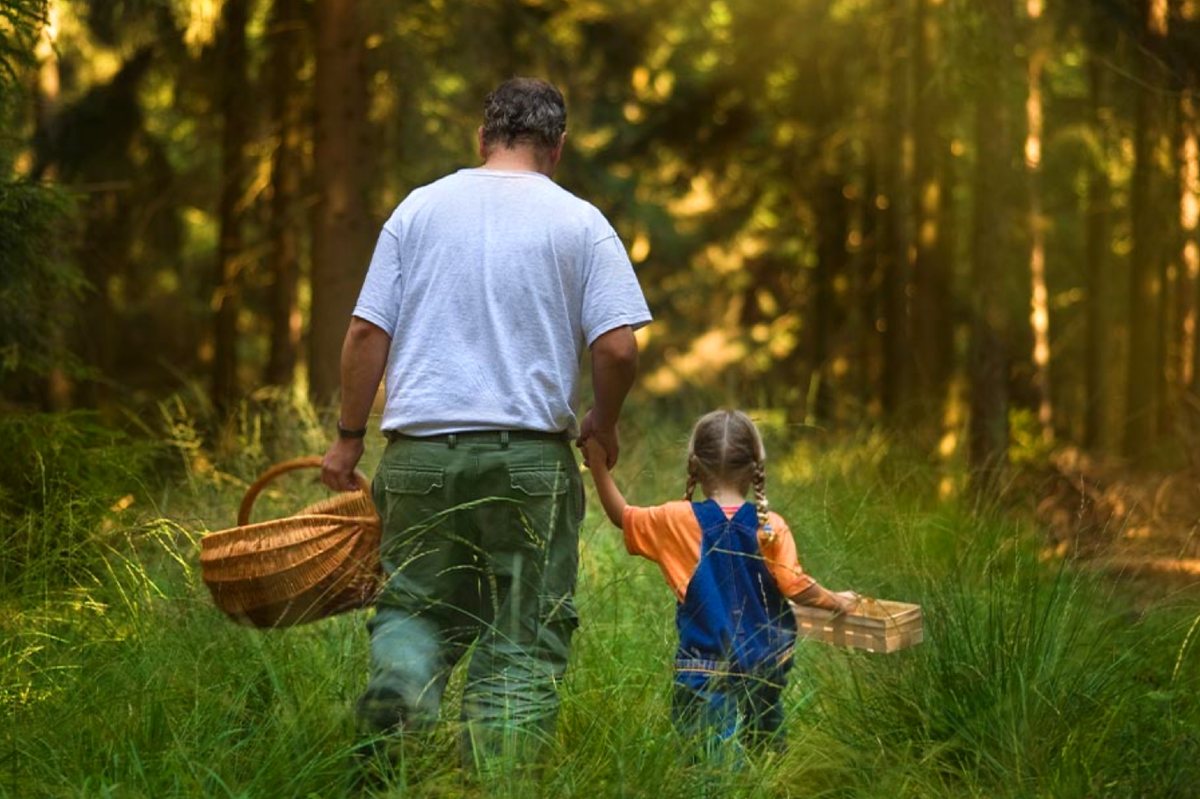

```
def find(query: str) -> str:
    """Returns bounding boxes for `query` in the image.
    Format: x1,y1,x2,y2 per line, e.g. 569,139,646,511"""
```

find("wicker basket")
792,598,923,653
200,457,383,628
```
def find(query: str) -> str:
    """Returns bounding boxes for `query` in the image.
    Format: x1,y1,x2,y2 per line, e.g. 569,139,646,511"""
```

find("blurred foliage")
0,180,84,383
0,0,87,393
0,0,1197,468
0,0,45,89
0,410,160,589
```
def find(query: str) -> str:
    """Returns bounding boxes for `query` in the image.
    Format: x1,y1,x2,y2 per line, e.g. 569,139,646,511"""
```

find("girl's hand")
833,590,860,615
583,436,627,528
583,437,610,472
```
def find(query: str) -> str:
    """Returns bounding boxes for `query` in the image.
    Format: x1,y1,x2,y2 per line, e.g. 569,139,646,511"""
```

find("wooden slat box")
792,598,923,653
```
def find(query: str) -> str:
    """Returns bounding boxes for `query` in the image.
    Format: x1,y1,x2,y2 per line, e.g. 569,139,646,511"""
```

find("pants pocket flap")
509,467,568,497
382,467,445,495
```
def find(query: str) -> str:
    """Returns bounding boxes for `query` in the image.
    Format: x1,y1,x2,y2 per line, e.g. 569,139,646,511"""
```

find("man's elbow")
346,316,391,346
591,326,639,372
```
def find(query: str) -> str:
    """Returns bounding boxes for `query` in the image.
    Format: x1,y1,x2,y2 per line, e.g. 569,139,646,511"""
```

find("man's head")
478,78,567,172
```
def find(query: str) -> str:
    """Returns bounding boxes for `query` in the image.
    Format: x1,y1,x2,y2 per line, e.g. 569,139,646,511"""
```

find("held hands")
582,437,610,473
321,437,364,492
579,433,629,529
576,408,619,469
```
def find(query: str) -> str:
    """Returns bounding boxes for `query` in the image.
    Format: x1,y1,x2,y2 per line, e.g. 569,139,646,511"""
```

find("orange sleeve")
623,501,703,602
622,504,668,561
760,513,816,598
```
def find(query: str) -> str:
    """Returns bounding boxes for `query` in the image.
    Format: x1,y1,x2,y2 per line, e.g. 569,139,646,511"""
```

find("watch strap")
337,421,368,439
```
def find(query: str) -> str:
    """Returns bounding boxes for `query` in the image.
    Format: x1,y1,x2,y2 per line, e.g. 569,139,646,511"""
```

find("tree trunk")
266,0,305,389
310,0,372,406
212,0,250,414
1123,0,1170,460
1185,92,1200,403
910,0,952,403
880,0,914,419
812,173,849,427
1181,0,1200,415
1025,0,1053,444
1084,54,1111,450
34,0,71,411
968,0,1017,489
854,165,879,417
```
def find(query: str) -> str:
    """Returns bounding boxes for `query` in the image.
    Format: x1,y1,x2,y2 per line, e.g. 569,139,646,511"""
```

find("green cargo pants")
358,430,582,770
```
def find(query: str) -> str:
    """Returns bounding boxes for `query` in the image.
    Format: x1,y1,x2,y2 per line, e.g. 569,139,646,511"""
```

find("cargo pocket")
509,466,571,543
539,594,580,675
376,466,448,601
380,466,445,538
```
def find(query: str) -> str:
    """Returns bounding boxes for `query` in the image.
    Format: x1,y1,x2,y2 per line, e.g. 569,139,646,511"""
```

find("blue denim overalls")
671,499,798,756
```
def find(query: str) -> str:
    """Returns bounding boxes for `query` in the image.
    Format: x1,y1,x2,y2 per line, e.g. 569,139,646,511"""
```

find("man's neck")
479,145,555,177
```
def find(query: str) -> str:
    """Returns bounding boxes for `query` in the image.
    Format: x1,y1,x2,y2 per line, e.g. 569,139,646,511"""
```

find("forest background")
4,0,1200,797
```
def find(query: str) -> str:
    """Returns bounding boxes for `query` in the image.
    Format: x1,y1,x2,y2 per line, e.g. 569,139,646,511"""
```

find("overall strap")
691,496,731,532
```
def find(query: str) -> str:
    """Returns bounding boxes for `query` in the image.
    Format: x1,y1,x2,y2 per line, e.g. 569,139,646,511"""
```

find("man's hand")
322,437,365,492
577,408,619,469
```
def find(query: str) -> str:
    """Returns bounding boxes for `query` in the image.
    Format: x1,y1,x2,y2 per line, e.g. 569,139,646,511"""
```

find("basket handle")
237,456,372,527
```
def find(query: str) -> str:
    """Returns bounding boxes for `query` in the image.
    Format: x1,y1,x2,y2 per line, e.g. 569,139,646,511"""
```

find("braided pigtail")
754,462,774,543
685,455,700,501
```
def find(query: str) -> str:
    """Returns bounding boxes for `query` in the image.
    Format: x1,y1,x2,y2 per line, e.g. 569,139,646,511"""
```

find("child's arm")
791,582,859,615
762,515,859,614
584,437,627,529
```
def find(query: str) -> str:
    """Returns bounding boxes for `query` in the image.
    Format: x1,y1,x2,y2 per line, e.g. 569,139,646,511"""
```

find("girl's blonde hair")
683,409,774,542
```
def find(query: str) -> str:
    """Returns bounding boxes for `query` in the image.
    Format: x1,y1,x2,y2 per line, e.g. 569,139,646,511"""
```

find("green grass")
4,407,1200,797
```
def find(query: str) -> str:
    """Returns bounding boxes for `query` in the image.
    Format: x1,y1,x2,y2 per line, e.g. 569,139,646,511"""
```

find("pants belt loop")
447,433,457,449
500,430,510,449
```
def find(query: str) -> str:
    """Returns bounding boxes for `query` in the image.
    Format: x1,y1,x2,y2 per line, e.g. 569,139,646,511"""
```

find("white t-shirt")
353,168,652,436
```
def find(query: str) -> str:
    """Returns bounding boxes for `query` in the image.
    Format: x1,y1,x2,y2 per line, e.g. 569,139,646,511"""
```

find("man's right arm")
321,317,391,491
580,325,638,469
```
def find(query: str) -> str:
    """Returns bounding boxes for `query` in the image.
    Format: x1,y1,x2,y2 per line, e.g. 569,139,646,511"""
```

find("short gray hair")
481,78,567,152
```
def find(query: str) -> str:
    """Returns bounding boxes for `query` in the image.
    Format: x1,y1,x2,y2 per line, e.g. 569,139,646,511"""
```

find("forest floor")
1032,448,1200,609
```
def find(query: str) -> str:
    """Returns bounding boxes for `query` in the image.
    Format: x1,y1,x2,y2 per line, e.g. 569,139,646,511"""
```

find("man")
321,77,651,771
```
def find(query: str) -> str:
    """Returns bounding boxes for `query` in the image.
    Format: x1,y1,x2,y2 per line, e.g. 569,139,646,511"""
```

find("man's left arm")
321,317,391,491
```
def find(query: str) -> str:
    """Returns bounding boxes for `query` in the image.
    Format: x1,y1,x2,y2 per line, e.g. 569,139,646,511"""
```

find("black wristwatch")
337,420,368,439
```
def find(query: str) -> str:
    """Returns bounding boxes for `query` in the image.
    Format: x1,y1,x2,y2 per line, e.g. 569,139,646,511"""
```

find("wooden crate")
792,598,923,653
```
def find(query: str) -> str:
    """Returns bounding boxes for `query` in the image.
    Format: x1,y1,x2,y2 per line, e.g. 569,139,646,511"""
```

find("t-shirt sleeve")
622,504,666,561
622,501,703,601
581,219,653,347
761,513,816,598
352,224,402,335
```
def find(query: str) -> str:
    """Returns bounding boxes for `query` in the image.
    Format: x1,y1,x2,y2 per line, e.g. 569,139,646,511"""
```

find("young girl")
583,409,857,756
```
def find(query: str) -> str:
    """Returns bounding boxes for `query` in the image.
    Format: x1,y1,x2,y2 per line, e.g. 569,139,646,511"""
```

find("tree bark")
34,0,71,411
310,0,373,406
910,0,953,403
266,0,305,389
1025,0,1053,443
1186,95,1200,405
880,0,914,419
968,0,1017,489
854,165,880,416
212,0,250,414
1123,0,1170,460
1182,0,1200,412
812,172,849,427
1084,54,1111,450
